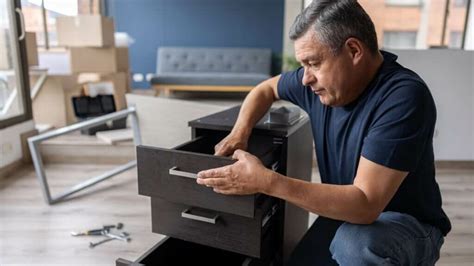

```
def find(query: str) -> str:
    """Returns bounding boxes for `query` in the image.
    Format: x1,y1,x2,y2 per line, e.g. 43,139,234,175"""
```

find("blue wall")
106,0,285,88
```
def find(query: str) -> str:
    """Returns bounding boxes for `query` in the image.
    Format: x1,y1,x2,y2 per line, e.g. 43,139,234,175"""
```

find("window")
449,31,463,48
383,31,418,49
385,0,421,6
0,0,32,129
20,0,100,48
453,0,468,7
360,0,471,49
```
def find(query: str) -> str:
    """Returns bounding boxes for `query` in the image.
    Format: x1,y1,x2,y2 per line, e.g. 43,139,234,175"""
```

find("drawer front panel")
137,144,257,217
151,198,279,258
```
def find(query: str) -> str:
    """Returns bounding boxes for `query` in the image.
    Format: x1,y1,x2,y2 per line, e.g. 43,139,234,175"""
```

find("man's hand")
214,132,249,156
214,76,280,157
197,149,272,195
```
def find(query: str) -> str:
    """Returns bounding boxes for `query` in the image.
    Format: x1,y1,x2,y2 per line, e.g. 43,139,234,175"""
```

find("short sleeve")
277,67,314,112
361,80,436,172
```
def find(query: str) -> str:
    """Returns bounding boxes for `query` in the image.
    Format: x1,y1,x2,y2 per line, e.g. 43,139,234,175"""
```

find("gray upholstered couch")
150,47,272,94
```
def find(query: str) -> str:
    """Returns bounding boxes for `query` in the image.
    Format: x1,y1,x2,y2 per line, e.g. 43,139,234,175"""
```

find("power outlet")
145,73,155,82
1,142,13,156
133,73,144,82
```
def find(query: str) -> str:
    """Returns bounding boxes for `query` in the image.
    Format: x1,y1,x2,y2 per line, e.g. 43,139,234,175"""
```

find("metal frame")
28,106,142,205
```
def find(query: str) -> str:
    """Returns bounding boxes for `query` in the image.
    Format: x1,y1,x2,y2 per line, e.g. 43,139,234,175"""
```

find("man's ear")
344,37,364,65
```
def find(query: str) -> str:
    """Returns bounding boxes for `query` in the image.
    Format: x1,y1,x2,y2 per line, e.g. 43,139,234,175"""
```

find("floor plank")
0,164,472,265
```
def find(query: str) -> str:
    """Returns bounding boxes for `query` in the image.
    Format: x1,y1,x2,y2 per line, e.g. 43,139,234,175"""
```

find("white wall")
0,120,35,168
392,49,474,160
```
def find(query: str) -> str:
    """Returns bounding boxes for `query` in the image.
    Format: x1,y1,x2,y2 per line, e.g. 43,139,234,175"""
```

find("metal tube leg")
28,139,53,204
27,107,141,205
129,106,142,146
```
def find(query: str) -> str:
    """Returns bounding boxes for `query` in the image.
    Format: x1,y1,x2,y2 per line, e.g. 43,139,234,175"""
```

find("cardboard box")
31,75,67,128
80,72,128,110
69,47,129,73
26,32,38,66
56,74,82,124
38,48,71,74
56,15,115,47
116,47,129,72
125,71,132,93
30,73,82,125
28,70,128,126
39,47,129,74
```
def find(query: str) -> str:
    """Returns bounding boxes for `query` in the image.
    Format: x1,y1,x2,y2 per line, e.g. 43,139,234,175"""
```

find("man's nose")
302,69,316,86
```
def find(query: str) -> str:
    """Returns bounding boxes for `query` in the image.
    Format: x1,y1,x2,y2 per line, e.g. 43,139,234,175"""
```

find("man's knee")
330,221,398,265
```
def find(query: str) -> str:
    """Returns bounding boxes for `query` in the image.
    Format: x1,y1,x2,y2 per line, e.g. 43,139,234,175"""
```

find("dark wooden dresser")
117,106,313,265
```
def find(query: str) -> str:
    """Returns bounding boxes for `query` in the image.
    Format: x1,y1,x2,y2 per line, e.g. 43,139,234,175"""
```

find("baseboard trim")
0,160,24,180
435,161,474,170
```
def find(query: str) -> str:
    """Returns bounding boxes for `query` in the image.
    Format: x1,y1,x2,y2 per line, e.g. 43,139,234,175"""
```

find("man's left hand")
196,149,271,195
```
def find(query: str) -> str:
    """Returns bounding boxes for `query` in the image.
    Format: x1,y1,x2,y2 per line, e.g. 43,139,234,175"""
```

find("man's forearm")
232,79,278,138
263,171,378,224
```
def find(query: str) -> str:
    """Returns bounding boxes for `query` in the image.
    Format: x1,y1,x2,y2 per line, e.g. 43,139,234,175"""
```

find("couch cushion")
156,47,272,75
150,72,270,86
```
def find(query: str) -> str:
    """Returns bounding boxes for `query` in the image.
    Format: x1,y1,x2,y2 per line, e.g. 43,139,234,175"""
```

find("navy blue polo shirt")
277,51,451,235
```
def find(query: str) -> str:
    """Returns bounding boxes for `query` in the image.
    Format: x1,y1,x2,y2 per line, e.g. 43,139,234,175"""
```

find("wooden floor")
0,164,472,265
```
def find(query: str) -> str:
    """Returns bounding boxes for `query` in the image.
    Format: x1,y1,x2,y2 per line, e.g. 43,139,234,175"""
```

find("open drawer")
137,133,281,218
116,237,278,266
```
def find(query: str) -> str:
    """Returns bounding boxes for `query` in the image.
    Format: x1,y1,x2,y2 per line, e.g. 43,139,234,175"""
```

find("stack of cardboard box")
56,14,130,114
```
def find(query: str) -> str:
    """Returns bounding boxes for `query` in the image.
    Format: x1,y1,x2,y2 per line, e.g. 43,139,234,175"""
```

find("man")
196,0,451,264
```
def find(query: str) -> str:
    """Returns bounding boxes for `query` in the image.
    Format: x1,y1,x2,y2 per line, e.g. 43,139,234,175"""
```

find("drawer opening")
175,133,281,162
174,134,225,155
139,238,253,266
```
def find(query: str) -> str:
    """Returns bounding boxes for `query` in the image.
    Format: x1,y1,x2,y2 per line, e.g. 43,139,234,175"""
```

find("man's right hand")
214,76,280,157
214,132,249,156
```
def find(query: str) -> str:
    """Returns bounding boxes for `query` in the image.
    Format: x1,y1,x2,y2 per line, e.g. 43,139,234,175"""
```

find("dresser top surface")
188,106,309,137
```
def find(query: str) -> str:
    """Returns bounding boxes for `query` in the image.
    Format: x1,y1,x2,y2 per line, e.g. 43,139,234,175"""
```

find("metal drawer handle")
181,208,219,224
262,204,278,228
271,161,279,171
169,166,197,179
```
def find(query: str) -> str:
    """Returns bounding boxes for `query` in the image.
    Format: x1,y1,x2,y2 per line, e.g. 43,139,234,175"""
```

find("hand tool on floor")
71,222,124,236
103,231,131,242
89,232,130,248
89,237,116,248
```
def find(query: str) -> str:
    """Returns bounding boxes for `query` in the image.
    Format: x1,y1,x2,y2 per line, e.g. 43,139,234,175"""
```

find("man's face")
294,30,356,107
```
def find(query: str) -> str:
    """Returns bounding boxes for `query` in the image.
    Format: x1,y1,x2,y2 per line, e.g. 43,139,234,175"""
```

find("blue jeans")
329,211,444,265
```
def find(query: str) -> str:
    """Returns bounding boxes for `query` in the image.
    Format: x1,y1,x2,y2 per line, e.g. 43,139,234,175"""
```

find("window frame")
0,0,33,130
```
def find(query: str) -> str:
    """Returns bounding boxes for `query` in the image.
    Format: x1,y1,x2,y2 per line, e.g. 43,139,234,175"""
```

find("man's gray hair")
289,0,378,55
